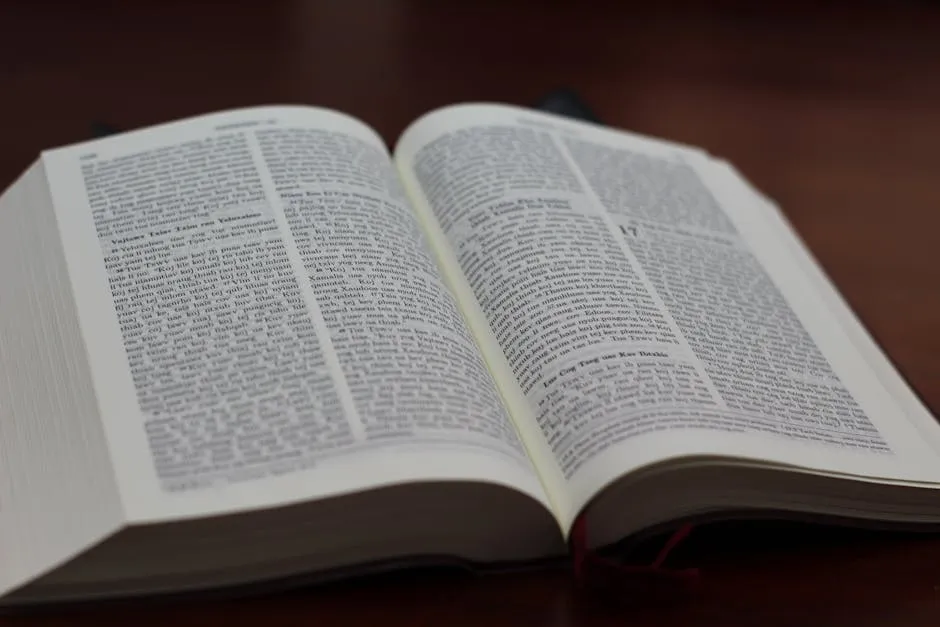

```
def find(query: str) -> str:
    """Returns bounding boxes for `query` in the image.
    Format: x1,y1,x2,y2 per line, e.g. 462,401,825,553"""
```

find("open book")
2,103,939,605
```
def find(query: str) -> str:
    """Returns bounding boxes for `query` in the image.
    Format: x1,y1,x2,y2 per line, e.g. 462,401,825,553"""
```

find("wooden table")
2,1,940,625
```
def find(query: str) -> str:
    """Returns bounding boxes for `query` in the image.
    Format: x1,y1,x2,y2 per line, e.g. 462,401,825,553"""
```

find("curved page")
394,103,940,531
42,106,550,524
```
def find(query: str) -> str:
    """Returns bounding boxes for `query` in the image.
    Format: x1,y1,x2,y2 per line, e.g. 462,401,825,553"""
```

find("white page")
43,105,550,524
710,158,940,463
394,103,940,529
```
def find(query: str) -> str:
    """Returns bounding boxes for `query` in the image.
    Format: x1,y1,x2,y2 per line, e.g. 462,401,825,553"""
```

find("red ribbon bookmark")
572,516,700,603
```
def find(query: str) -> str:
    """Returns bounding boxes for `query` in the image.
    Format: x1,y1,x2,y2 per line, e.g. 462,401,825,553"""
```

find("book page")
42,106,551,524
394,103,940,529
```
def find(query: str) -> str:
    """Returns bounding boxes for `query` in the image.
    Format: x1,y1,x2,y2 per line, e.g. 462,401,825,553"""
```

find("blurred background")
2,2,940,623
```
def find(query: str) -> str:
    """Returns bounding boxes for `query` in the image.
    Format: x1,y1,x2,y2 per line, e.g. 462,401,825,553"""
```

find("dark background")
2,1,940,625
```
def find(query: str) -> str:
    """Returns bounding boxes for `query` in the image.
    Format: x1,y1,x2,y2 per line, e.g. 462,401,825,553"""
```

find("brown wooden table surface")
2,1,940,625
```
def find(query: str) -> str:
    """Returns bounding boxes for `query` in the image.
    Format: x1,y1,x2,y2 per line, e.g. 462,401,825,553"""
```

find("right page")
394,103,940,530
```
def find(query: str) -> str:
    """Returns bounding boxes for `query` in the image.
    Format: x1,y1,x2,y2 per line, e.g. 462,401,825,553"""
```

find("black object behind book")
534,89,603,125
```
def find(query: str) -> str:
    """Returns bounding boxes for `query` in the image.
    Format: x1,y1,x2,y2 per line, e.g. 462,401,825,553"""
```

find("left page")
41,106,552,524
